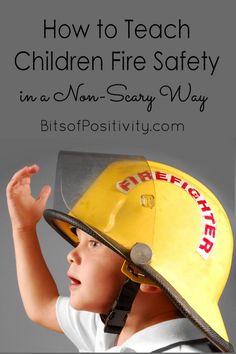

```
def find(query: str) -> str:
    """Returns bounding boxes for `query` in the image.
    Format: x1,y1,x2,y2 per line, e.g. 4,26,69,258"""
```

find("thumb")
38,185,51,208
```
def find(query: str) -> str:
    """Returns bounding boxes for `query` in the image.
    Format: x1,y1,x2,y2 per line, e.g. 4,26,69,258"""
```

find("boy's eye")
88,240,102,248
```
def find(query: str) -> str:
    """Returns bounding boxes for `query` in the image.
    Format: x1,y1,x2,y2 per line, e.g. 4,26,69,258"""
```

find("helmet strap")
100,279,140,334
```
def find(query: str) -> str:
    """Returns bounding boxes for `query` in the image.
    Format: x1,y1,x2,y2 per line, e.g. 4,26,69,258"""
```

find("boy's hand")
6,164,51,232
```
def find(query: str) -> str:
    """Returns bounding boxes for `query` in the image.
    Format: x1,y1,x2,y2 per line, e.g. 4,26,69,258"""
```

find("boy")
6,151,234,352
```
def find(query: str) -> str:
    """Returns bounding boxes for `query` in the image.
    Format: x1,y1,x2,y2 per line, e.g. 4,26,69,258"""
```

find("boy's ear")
140,283,162,293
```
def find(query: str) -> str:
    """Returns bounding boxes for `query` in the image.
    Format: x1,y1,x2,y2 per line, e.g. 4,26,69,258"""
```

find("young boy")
6,152,234,352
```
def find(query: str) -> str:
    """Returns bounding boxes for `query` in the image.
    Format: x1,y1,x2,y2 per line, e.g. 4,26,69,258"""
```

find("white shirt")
56,296,212,352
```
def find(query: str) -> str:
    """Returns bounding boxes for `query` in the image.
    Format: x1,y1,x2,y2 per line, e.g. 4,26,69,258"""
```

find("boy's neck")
116,290,182,346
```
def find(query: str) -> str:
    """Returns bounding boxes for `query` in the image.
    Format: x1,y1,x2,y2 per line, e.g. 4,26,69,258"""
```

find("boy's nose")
67,246,81,264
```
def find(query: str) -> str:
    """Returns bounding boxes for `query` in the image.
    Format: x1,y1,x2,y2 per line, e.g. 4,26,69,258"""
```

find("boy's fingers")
38,185,51,207
6,165,40,197
6,174,23,196
11,164,39,182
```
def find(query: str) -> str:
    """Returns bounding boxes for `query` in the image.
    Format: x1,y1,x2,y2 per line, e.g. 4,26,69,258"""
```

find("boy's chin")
69,297,111,314
69,297,83,311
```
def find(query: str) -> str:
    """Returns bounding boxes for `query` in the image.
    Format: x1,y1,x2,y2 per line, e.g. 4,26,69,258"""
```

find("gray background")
0,1,235,352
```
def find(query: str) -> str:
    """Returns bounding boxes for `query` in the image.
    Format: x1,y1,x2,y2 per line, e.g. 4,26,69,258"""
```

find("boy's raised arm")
6,165,62,333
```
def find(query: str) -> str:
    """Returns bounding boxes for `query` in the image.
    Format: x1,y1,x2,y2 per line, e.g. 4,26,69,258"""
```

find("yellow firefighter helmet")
44,151,234,352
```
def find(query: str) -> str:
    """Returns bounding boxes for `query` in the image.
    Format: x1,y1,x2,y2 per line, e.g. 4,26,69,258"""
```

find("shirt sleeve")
56,296,99,352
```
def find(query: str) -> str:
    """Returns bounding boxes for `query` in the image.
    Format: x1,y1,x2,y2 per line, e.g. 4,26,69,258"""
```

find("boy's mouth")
67,273,81,287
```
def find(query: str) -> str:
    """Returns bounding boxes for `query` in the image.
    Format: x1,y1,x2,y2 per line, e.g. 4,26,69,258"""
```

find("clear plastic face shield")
46,151,156,271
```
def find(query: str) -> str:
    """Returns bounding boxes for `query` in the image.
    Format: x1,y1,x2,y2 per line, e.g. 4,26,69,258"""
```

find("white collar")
104,318,206,352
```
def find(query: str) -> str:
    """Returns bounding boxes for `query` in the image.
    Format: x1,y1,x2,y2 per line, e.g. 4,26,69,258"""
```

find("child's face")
67,228,126,313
